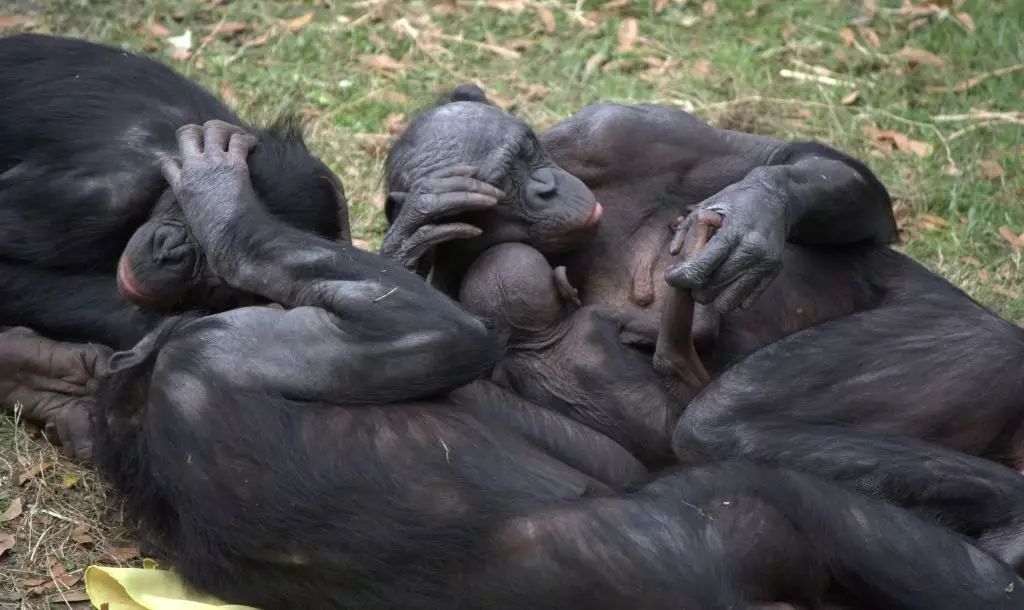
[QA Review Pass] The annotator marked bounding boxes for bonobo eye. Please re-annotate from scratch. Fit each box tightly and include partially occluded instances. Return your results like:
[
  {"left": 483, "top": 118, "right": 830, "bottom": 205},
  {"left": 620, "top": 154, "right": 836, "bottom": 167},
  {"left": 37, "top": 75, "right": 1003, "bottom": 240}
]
[{"left": 527, "top": 168, "right": 559, "bottom": 201}]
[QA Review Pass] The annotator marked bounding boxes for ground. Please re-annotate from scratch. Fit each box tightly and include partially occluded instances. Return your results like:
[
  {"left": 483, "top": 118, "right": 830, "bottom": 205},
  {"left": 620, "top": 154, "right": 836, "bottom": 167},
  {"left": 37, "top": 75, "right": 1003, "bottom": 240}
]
[{"left": 0, "top": 0, "right": 1021, "bottom": 607}]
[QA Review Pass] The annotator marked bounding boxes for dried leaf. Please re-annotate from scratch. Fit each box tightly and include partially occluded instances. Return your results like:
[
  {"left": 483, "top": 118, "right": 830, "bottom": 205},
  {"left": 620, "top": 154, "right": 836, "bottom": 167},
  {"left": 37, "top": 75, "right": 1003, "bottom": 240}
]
[
  {"left": 168, "top": 30, "right": 192, "bottom": 52},
  {"left": 980, "top": 160, "right": 1004, "bottom": 180},
  {"left": 536, "top": 6, "right": 556, "bottom": 33},
  {"left": 211, "top": 22, "right": 247, "bottom": 36},
  {"left": 603, "top": 0, "right": 632, "bottom": 9},
  {"left": 839, "top": 27, "right": 855, "bottom": 47},
  {"left": 61, "top": 473, "right": 80, "bottom": 489},
  {"left": 584, "top": 52, "right": 607, "bottom": 76},
  {"left": 998, "top": 227, "right": 1022, "bottom": 249},
  {"left": 655, "top": 0, "right": 669, "bottom": 13},
  {"left": 383, "top": 113, "right": 407, "bottom": 136},
  {"left": 0, "top": 15, "right": 33, "bottom": 29},
  {"left": 488, "top": 93, "right": 514, "bottom": 111},
  {"left": 955, "top": 12, "right": 975, "bottom": 32},
  {"left": 0, "top": 533, "right": 14, "bottom": 557},
  {"left": 857, "top": 26, "right": 881, "bottom": 48},
  {"left": 16, "top": 579, "right": 46, "bottom": 588},
  {"left": 71, "top": 525, "right": 95, "bottom": 546},
  {"left": 142, "top": 40, "right": 160, "bottom": 53},
  {"left": 680, "top": 15, "right": 701, "bottom": 27},
  {"left": 17, "top": 462, "right": 50, "bottom": 486},
  {"left": 894, "top": 47, "right": 944, "bottom": 68},
  {"left": 942, "top": 163, "right": 962, "bottom": 176},
  {"left": 602, "top": 59, "right": 628, "bottom": 73},
  {"left": 702, "top": 1, "right": 718, "bottom": 17},
  {"left": 992, "top": 286, "right": 1021, "bottom": 299},
  {"left": 861, "top": 126, "right": 932, "bottom": 157},
  {"left": 487, "top": 0, "right": 529, "bottom": 13},
  {"left": 691, "top": 58, "right": 711, "bottom": 79},
  {"left": 49, "top": 590, "right": 91, "bottom": 603},
  {"left": 960, "top": 256, "right": 982, "bottom": 267},
  {"left": 907, "top": 17, "right": 929, "bottom": 32},
  {"left": 283, "top": 12, "right": 314, "bottom": 32},
  {"left": 904, "top": 139, "right": 932, "bottom": 157},
  {"left": 219, "top": 83, "right": 238, "bottom": 106},
  {"left": 111, "top": 546, "right": 139, "bottom": 562},
  {"left": 978, "top": 268, "right": 991, "bottom": 281},
  {"left": 919, "top": 213, "right": 950, "bottom": 229},
  {"left": 149, "top": 23, "right": 171, "bottom": 37},
  {"left": 3, "top": 498, "right": 23, "bottom": 521},
  {"left": 616, "top": 18, "right": 638, "bottom": 52},
  {"left": 841, "top": 90, "right": 860, "bottom": 105},
  {"left": 361, "top": 54, "right": 407, "bottom": 71}
]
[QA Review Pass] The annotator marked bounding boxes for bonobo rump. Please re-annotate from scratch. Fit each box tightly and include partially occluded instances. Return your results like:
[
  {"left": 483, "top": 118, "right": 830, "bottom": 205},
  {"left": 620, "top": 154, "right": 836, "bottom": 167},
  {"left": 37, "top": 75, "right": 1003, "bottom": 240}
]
[{"left": 93, "top": 120, "right": 1024, "bottom": 610}]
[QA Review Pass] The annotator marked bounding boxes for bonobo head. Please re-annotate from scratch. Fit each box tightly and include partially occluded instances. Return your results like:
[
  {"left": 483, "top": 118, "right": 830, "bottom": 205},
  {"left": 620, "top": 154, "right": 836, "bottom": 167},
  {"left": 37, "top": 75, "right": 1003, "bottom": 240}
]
[
  {"left": 385, "top": 84, "right": 602, "bottom": 256},
  {"left": 118, "top": 115, "right": 347, "bottom": 311},
  {"left": 460, "top": 243, "right": 578, "bottom": 345}
]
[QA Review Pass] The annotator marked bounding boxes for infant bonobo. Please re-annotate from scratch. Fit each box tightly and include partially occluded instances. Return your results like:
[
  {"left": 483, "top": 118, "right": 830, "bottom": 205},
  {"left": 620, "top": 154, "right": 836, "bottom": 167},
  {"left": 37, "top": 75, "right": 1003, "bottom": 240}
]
[
  {"left": 461, "top": 242, "right": 694, "bottom": 468},
  {"left": 381, "top": 84, "right": 603, "bottom": 296}
]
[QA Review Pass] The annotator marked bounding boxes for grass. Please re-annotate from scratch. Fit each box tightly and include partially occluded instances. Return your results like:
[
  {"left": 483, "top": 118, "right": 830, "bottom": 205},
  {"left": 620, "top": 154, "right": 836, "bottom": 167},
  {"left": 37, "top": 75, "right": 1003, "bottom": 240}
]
[{"left": 1, "top": 0, "right": 1022, "bottom": 606}]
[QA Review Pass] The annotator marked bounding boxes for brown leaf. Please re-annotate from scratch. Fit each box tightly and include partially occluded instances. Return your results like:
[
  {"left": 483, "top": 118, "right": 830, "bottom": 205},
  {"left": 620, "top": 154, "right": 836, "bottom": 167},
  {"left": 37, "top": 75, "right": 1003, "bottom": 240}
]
[
  {"left": 959, "top": 256, "right": 982, "bottom": 267},
  {"left": 979, "top": 268, "right": 991, "bottom": 281},
  {"left": 16, "top": 579, "right": 47, "bottom": 588},
  {"left": 691, "top": 58, "right": 711, "bottom": 79},
  {"left": 111, "top": 546, "right": 139, "bottom": 562},
  {"left": 142, "top": 40, "right": 160, "bottom": 52},
  {"left": 894, "top": 47, "right": 944, "bottom": 68},
  {"left": 602, "top": 59, "right": 628, "bottom": 73},
  {"left": 955, "top": 12, "right": 975, "bottom": 32},
  {"left": 3, "top": 497, "right": 23, "bottom": 521},
  {"left": 150, "top": 23, "right": 171, "bottom": 37},
  {"left": 861, "top": 126, "right": 932, "bottom": 157},
  {"left": 49, "top": 590, "right": 91, "bottom": 603},
  {"left": 219, "top": 83, "right": 238, "bottom": 106},
  {"left": 0, "top": 533, "right": 14, "bottom": 557},
  {"left": 169, "top": 48, "right": 190, "bottom": 61},
  {"left": 918, "top": 213, "right": 950, "bottom": 229},
  {"left": 998, "top": 227, "right": 1022, "bottom": 249},
  {"left": 616, "top": 18, "right": 638, "bottom": 52},
  {"left": 535, "top": 6, "right": 556, "bottom": 33},
  {"left": 584, "top": 52, "right": 607, "bottom": 76},
  {"left": 244, "top": 31, "right": 273, "bottom": 48},
  {"left": 71, "top": 525, "right": 95, "bottom": 547},
  {"left": 702, "top": 1, "right": 718, "bottom": 17},
  {"left": 655, "top": 0, "right": 669, "bottom": 13},
  {"left": 603, "top": 0, "right": 632, "bottom": 9},
  {"left": 361, "top": 54, "right": 407, "bottom": 71},
  {"left": 0, "top": 15, "right": 34, "bottom": 29},
  {"left": 212, "top": 22, "right": 247, "bottom": 36},
  {"left": 992, "top": 286, "right": 1022, "bottom": 299},
  {"left": 383, "top": 113, "right": 407, "bottom": 136},
  {"left": 17, "top": 462, "right": 50, "bottom": 486},
  {"left": 857, "top": 26, "right": 881, "bottom": 48},
  {"left": 839, "top": 27, "right": 855, "bottom": 47},
  {"left": 980, "top": 160, "right": 1004, "bottom": 180},
  {"left": 488, "top": 93, "right": 514, "bottom": 111},
  {"left": 282, "top": 11, "right": 314, "bottom": 32},
  {"left": 841, "top": 90, "right": 860, "bottom": 105}
]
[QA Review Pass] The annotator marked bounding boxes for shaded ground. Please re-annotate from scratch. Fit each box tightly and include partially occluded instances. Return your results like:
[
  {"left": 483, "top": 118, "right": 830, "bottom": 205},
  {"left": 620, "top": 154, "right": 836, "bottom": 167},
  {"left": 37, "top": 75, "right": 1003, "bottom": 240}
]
[{"left": 1, "top": 0, "right": 1021, "bottom": 607}]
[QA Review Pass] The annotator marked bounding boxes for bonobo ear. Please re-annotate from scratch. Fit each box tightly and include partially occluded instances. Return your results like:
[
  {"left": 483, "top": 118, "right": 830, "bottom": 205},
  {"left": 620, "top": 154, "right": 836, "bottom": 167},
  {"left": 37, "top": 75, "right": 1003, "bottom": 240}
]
[
  {"left": 385, "top": 192, "right": 408, "bottom": 225},
  {"left": 106, "top": 316, "right": 193, "bottom": 375},
  {"left": 450, "top": 83, "right": 490, "bottom": 104}
]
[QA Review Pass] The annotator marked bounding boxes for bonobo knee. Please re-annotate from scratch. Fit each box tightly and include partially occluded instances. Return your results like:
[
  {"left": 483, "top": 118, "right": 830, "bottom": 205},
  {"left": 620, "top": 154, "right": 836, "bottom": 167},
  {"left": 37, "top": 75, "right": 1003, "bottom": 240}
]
[{"left": 671, "top": 393, "right": 738, "bottom": 464}]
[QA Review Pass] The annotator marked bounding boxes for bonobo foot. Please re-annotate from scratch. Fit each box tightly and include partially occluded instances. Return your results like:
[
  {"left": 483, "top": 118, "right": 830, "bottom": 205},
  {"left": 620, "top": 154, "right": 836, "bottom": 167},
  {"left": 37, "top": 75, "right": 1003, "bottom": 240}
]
[
  {"left": 379, "top": 165, "right": 504, "bottom": 273},
  {"left": 0, "top": 327, "right": 112, "bottom": 462}
]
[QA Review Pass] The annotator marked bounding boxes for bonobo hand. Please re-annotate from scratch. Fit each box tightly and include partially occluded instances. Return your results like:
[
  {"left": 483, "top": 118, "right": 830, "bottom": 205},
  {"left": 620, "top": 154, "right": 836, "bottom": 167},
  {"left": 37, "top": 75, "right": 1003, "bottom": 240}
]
[
  {"left": 0, "top": 327, "right": 112, "bottom": 462},
  {"left": 665, "top": 175, "right": 786, "bottom": 313},
  {"left": 379, "top": 166, "right": 504, "bottom": 274},
  {"left": 159, "top": 120, "right": 259, "bottom": 277}
]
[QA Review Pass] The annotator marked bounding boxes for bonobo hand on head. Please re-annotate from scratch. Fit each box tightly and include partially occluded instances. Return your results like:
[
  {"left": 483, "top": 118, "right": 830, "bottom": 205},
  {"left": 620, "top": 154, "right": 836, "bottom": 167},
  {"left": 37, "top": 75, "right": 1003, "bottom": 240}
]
[{"left": 381, "top": 85, "right": 603, "bottom": 276}]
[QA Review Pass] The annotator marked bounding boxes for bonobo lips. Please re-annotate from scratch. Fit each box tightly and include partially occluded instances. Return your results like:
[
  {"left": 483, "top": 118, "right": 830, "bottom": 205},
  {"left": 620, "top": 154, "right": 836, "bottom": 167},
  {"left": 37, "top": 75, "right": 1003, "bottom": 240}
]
[
  {"left": 583, "top": 202, "right": 604, "bottom": 227},
  {"left": 117, "top": 257, "right": 152, "bottom": 305}
]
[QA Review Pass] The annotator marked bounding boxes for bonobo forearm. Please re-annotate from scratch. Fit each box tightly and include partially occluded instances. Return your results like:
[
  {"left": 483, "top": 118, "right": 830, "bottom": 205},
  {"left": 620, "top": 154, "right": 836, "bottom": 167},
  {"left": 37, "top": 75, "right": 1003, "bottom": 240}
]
[{"left": 762, "top": 143, "right": 899, "bottom": 246}]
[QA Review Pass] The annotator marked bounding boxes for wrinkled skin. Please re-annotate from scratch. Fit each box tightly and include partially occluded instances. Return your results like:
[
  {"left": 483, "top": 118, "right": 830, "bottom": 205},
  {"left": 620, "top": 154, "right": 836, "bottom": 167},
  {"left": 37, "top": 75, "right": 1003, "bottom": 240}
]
[
  {"left": 0, "top": 327, "right": 111, "bottom": 461},
  {"left": 380, "top": 86, "right": 603, "bottom": 296},
  {"left": 92, "top": 120, "right": 1024, "bottom": 610},
  {"left": 460, "top": 243, "right": 694, "bottom": 468}
]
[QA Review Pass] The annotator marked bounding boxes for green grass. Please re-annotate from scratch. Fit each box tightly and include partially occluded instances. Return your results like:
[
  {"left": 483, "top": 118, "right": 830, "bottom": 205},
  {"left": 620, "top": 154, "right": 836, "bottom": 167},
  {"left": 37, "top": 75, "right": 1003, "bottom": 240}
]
[{"left": 0, "top": 0, "right": 1021, "bottom": 605}]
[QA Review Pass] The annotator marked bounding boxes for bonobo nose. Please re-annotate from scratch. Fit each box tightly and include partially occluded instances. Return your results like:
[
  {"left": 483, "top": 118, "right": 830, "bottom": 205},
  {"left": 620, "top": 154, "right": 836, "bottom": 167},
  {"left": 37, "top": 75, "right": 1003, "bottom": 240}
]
[
  {"left": 528, "top": 168, "right": 559, "bottom": 198},
  {"left": 153, "top": 225, "right": 189, "bottom": 265}
]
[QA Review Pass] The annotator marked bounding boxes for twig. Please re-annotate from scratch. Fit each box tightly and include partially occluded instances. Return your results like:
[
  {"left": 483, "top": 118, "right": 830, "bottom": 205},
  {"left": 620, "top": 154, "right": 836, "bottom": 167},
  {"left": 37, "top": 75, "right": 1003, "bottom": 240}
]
[
  {"left": 780, "top": 69, "right": 862, "bottom": 89},
  {"left": 432, "top": 32, "right": 521, "bottom": 59},
  {"left": 933, "top": 110, "right": 1024, "bottom": 125},
  {"left": 947, "top": 120, "right": 1001, "bottom": 142},
  {"left": 927, "top": 64, "right": 1024, "bottom": 94}
]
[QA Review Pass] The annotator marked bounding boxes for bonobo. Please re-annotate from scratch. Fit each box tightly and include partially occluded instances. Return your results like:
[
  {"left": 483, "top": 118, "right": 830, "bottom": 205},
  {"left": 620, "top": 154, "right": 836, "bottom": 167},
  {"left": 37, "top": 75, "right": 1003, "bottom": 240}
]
[
  {"left": 93, "top": 120, "right": 1024, "bottom": 610},
  {"left": 460, "top": 242, "right": 693, "bottom": 468},
  {"left": 0, "top": 34, "right": 344, "bottom": 457},
  {"left": 380, "top": 84, "right": 603, "bottom": 295},
  {"left": 395, "top": 97, "right": 1024, "bottom": 568}
]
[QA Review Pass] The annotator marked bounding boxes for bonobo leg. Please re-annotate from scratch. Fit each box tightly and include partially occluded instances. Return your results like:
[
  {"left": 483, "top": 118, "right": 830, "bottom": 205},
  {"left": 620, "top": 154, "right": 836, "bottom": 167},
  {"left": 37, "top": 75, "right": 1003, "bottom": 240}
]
[
  {"left": 674, "top": 295, "right": 1024, "bottom": 568},
  {"left": 0, "top": 326, "right": 112, "bottom": 461}
]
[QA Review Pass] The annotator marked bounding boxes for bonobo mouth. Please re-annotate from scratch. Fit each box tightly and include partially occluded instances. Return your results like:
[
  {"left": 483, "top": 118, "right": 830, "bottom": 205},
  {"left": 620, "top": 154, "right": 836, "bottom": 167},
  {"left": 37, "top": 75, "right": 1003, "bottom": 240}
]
[
  {"left": 117, "top": 257, "right": 154, "bottom": 305},
  {"left": 583, "top": 201, "right": 604, "bottom": 227}
]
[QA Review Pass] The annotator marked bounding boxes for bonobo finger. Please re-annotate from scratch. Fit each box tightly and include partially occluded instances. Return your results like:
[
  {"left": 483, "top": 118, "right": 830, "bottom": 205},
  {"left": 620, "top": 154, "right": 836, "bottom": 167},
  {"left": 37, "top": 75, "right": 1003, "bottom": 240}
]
[
  {"left": 430, "top": 190, "right": 501, "bottom": 217},
  {"left": 175, "top": 124, "right": 203, "bottom": 157},
  {"left": 405, "top": 223, "right": 483, "bottom": 255},
  {"left": 710, "top": 262, "right": 774, "bottom": 314},
  {"left": 427, "top": 165, "right": 479, "bottom": 180},
  {"left": 664, "top": 236, "right": 732, "bottom": 290},
  {"left": 740, "top": 264, "right": 782, "bottom": 311},
  {"left": 668, "top": 214, "right": 697, "bottom": 256},
  {"left": 202, "top": 120, "right": 243, "bottom": 155},
  {"left": 427, "top": 176, "right": 505, "bottom": 199},
  {"left": 228, "top": 132, "right": 259, "bottom": 161},
  {"left": 160, "top": 157, "right": 183, "bottom": 191}
]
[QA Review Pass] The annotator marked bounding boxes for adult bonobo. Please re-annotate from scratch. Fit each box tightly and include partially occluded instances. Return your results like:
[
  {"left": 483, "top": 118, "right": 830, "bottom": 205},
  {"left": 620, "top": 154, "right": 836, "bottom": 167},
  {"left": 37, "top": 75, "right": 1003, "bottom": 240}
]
[
  {"left": 93, "top": 119, "right": 1024, "bottom": 610},
  {"left": 384, "top": 93, "right": 1024, "bottom": 568},
  {"left": 0, "top": 34, "right": 345, "bottom": 457},
  {"left": 380, "top": 84, "right": 602, "bottom": 294}
]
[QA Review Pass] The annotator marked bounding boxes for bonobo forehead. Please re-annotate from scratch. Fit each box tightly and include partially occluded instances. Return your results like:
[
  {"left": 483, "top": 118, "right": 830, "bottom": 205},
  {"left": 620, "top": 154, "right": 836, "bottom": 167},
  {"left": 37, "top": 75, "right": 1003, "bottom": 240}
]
[{"left": 387, "top": 102, "right": 537, "bottom": 190}]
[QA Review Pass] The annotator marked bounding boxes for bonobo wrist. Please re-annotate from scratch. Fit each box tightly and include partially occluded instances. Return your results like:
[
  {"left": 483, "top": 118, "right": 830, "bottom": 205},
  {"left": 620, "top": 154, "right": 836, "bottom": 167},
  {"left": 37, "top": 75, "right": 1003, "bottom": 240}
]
[{"left": 742, "top": 165, "right": 796, "bottom": 234}]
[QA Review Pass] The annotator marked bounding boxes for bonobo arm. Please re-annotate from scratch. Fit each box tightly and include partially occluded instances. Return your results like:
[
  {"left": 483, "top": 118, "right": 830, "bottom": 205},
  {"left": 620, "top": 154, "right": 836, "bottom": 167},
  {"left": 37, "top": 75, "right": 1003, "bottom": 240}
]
[
  {"left": 154, "top": 121, "right": 500, "bottom": 401},
  {"left": 667, "top": 137, "right": 898, "bottom": 313}
]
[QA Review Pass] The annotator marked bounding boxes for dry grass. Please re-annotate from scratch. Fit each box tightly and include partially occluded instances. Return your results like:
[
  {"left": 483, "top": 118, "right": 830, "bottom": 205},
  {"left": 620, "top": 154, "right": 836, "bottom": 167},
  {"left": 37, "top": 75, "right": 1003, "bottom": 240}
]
[{"left": 1, "top": 0, "right": 1022, "bottom": 606}]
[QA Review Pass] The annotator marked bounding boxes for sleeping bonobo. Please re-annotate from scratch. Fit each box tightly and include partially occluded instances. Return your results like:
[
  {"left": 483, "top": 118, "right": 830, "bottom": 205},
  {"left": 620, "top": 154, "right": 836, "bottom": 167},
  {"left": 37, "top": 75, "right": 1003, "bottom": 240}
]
[
  {"left": 92, "top": 120, "right": 1024, "bottom": 610},
  {"left": 460, "top": 242, "right": 691, "bottom": 468}
]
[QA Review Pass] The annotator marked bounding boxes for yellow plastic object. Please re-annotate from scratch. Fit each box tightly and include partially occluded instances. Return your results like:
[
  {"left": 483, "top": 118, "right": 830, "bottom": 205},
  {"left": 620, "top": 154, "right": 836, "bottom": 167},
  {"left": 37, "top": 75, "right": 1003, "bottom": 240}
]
[{"left": 84, "top": 559, "right": 260, "bottom": 610}]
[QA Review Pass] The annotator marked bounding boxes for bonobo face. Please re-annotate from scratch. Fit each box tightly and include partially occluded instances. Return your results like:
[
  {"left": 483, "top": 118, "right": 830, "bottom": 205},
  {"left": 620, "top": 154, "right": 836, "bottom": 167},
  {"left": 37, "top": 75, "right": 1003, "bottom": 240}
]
[
  {"left": 459, "top": 243, "right": 569, "bottom": 342},
  {"left": 386, "top": 102, "right": 602, "bottom": 254}
]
